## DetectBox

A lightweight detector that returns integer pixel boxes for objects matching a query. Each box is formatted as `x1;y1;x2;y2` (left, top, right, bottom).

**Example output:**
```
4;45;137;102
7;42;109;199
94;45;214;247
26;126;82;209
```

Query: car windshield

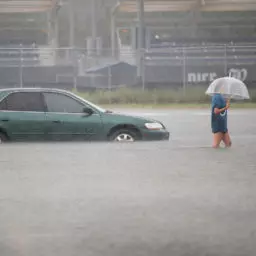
69;92;106;113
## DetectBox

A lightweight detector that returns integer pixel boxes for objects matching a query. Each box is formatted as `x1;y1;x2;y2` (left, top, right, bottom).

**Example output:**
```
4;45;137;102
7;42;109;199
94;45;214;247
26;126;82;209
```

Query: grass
72;87;256;109
99;103;256;109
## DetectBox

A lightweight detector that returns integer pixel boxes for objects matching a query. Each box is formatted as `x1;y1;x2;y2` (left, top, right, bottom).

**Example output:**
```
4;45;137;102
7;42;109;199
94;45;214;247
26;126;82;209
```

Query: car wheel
0;132;8;144
109;129;139;142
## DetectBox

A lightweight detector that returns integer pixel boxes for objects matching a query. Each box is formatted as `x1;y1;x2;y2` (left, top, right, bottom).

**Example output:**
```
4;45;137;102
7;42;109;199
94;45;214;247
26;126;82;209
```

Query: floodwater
0;109;256;256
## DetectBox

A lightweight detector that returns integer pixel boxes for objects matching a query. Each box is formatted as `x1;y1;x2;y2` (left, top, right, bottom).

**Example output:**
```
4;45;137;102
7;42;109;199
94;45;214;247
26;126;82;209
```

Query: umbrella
205;76;250;100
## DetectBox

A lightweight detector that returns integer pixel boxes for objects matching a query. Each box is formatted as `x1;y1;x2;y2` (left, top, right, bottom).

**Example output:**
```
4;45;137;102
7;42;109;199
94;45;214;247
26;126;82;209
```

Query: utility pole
136;0;145;87
91;0;97;49
69;0;74;47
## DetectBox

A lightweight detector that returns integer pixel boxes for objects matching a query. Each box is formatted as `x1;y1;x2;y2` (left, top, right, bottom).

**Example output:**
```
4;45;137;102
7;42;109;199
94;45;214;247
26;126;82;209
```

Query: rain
0;1;256;256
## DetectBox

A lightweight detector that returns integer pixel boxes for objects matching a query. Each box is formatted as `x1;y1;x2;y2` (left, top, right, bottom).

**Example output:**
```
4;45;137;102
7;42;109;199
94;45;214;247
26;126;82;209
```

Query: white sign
187;72;217;83
228;68;248;81
187;68;248;83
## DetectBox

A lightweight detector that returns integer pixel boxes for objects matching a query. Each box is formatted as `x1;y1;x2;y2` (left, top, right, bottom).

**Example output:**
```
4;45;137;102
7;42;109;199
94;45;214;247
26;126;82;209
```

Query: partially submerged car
0;88;170;143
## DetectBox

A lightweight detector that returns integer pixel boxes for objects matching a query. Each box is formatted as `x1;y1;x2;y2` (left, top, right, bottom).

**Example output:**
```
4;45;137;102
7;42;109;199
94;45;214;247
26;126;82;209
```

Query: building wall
115;10;256;49
0;12;48;45
0;0;117;48
58;0;117;48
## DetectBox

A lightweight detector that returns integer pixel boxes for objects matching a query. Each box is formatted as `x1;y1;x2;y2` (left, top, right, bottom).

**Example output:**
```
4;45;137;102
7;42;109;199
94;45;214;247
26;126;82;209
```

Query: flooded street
0;109;256;256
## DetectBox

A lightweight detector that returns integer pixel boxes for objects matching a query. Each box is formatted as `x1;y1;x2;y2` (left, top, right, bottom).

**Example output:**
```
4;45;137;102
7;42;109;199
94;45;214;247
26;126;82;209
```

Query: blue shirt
211;94;228;133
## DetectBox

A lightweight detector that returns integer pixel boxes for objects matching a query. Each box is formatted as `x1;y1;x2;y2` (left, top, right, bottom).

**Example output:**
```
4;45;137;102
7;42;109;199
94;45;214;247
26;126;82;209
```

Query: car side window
1;92;44;112
43;92;85;113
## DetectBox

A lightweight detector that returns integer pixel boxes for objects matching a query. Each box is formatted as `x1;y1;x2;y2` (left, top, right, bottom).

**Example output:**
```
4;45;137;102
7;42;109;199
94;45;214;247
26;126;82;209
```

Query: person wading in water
211;92;232;148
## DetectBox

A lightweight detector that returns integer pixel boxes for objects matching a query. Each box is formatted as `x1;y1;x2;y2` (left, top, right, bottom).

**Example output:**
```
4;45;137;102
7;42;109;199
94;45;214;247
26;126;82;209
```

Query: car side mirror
83;107;94;116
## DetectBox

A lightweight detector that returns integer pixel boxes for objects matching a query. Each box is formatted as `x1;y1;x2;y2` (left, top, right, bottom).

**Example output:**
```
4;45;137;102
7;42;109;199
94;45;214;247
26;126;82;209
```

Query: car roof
0;88;70;94
0;87;106;113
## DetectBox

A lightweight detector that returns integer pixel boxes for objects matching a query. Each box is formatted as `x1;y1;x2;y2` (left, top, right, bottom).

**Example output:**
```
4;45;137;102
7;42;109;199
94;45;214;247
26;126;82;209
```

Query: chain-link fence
0;44;256;95
143;44;256;90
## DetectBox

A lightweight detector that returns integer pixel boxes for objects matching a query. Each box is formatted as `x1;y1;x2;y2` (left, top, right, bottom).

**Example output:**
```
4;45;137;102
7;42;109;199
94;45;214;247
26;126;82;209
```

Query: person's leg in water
223;131;232;148
212;132;224;148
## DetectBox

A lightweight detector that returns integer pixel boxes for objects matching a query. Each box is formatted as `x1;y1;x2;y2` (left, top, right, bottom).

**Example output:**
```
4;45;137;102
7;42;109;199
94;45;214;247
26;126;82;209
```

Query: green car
0;88;169;143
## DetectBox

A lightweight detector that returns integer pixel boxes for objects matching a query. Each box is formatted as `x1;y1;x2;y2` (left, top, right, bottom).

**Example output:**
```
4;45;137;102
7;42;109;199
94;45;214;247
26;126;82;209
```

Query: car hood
101;110;161;125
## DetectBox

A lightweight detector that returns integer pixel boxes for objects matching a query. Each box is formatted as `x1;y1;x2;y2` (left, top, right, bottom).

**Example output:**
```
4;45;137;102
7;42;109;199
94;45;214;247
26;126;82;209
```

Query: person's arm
214;99;230;115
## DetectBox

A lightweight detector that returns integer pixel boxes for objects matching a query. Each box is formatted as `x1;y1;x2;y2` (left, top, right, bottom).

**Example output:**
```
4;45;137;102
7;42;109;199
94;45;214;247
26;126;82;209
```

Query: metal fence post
182;47;186;96
19;48;23;88
142;50;145;91
224;44;227;76
91;69;95;90
108;65;112;104
73;76;77;91
71;48;76;91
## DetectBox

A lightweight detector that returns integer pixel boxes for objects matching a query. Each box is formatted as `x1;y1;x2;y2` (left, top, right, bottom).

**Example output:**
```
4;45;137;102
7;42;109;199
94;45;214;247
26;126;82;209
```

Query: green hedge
74;87;256;105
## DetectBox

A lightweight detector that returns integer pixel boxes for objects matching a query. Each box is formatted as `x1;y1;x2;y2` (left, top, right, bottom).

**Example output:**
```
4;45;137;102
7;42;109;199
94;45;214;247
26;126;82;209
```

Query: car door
43;92;103;141
0;91;47;141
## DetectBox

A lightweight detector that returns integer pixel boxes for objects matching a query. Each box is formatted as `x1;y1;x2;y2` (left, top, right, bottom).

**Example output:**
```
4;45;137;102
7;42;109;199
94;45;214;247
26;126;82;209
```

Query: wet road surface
0;109;256;256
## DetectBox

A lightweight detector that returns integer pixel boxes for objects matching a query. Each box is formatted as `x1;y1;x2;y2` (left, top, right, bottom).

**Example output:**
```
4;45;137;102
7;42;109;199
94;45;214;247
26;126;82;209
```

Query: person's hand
226;99;230;109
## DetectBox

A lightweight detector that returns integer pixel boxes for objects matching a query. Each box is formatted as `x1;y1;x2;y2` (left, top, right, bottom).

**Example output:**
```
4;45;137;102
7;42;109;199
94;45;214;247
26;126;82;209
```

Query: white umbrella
205;76;250;100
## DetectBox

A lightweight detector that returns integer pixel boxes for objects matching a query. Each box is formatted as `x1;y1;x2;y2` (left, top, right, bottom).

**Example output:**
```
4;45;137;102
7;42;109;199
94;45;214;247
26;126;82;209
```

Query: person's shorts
212;129;228;134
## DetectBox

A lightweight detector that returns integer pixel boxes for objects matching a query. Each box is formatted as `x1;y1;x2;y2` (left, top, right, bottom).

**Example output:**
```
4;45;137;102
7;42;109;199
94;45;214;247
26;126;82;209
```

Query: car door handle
52;120;62;124
1;119;9;122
